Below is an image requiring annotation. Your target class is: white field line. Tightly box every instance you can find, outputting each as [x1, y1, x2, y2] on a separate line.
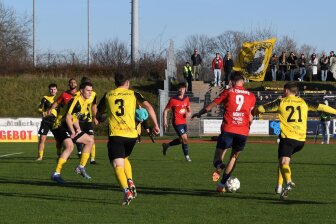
[0, 152, 24, 158]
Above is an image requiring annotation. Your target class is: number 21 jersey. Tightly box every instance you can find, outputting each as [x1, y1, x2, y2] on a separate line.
[213, 86, 256, 136]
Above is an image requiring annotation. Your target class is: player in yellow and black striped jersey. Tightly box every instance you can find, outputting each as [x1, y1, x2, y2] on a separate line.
[50, 82, 94, 184]
[96, 73, 160, 205]
[36, 83, 59, 161]
[75, 77, 98, 164]
[254, 82, 336, 199]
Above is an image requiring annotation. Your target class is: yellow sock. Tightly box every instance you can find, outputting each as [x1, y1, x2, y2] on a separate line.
[277, 165, 284, 186]
[124, 157, 132, 180]
[55, 158, 67, 173]
[90, 144, 96, 161]
[280, 164, 292, 183]
[79, 152, 90, 167]
[38, 151, 43, 159]
[115, 166, 128, 189]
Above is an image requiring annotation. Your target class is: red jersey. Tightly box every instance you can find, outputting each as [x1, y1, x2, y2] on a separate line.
[213, 86, 256, 136]
[165, 95, 190, 125]
[57, 90, 77, 106]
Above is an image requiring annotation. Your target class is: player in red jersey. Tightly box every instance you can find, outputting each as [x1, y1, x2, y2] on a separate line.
[192, 72, 256, 192]
[162, 82, 192, 162]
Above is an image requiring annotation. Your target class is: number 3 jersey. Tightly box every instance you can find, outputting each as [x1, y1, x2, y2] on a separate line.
[213, 86, 256, 136]
[97, 87, 145, 138]
[257, 95, 318, 141]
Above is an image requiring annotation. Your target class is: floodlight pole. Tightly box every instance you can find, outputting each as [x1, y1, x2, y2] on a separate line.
[33, 0, 36, 67]
[131, 0, 139, 63]
[87, 0, 90, 65]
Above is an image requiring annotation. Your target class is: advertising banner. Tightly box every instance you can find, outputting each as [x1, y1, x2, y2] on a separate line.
[0, 126, 37, 142]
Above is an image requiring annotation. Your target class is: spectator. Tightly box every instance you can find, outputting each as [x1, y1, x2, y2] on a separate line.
[269, 53, 278, 81]
[287, 52, 297, 81]
[279, 52, 287, 81]
[297, 53, 307, 82]
[224, 52, 234, 85]
[309, 53, 318, 82]
[320, 53, 329, 81]
[183, 62, 193, 92]
[320, 100, 331, 144]
[211, 53, 223, 87]
[191, 49, 202, 81]
[329, 51, 336, 80]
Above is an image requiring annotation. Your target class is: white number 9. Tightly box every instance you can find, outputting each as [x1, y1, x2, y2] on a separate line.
[236, 95, 244, 111]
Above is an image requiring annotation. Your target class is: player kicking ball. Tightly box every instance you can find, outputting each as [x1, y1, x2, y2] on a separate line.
[192, 72, 256, 192]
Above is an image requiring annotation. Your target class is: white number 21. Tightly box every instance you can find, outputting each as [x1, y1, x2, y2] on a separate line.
[236, 95, 244, 111]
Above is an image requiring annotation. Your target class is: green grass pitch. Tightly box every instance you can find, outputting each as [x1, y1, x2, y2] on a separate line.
[0, 141, 335, 223]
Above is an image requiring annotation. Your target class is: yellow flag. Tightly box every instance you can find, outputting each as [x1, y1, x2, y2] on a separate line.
[233, 38, 276, 81]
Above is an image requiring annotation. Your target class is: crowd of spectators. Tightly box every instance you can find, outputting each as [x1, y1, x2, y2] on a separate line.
[268, 51, 336, 82]
[183, 49, 336, 84]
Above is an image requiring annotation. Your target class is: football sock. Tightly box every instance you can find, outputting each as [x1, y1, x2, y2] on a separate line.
[55, 158, 67, 173]
[277, 165, 284, 186]
[220, 172, 231, 185]
[182, 144, 189, 156]
[124, 157, 133, 180]
[90, 144, 96, 161]
[280, 164, 292, 183]
[115, 166, 128, 189]
[169, 138, 181, 146]
[213, 160, 226, 170]
[38, 150, 43, 159]
[79, 152, 90, 167]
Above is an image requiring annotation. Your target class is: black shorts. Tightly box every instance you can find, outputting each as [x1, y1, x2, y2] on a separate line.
[38, 120, 54, 135]
[278, 138, 305, 158]
[51, 126, 71, 143]
[79, 121, 94, 135]
[216, 131, 248, 152]
[173, 124, 188, 136]
[107, 136, 137, 161]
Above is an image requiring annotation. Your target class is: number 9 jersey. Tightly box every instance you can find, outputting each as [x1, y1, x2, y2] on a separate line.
[97, 88, 145, 138]
[213, 86, 256, 136]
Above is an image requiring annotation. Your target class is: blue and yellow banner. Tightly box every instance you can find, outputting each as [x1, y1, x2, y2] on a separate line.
[233, 38, 276, 81]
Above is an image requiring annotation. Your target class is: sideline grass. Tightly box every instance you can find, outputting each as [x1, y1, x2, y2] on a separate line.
[0, 142, 335, 223]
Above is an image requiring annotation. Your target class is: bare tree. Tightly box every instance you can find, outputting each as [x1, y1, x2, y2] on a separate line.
[298, 44, 317, 58]
[90, 39, 130, 67]
[214, 31, 246, 60]
[274, 35, 298, 55]
[0, 2, 31, 67]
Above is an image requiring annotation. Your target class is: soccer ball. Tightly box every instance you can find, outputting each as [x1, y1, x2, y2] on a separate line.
[135, 108, 149, 122]
[225, 177, 240, 193]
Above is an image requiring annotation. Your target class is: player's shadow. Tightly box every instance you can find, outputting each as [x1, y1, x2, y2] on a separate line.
[0, 177, 332, 205]
[239, 160, 336, 167]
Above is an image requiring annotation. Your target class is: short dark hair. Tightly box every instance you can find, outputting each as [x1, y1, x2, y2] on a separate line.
[80, 76, 91, 84]
[80, 81, 93, 90]
[230, 72, 245, 82]
[115, 73, 129, 87]
[48, 83, 57, 89]
[68, 78, 76, 84]
[284, 81, 298, 94]
[177, 82, 187, 88]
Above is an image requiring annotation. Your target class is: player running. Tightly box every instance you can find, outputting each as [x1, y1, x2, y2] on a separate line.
[254, 81, 336, 199]
[96, 73, 160, 205]
[192, 72, 256, 192]
[162, 82, 192, 162]
[36, 83, 60, 160]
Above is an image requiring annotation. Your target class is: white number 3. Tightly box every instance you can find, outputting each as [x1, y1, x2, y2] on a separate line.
[236, 95, 244, 111]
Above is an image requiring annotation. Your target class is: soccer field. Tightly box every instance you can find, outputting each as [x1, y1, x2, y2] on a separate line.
[0, 141, 335, 223]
